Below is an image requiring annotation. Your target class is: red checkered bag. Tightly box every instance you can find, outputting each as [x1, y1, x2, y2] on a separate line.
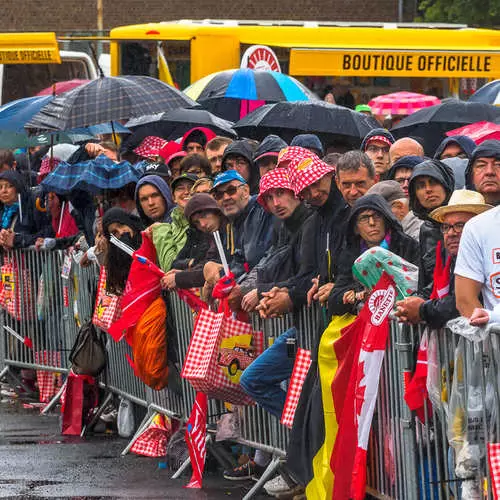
[489, 443, 500, 499]
[34, 351, 63, 403]
[92, 267, 122, 333]
[130, 414, 172, 457]
[0, 253, 34, 321]
[181, 307, 264, 405]
[280, 348, 312, 428]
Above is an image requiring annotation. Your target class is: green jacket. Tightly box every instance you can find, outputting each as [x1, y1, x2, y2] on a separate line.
[152, 207, 189, 272]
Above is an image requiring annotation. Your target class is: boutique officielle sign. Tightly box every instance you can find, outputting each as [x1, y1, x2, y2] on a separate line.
[290, 49, 500, 78]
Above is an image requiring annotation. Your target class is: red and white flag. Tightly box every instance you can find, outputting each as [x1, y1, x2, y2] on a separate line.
[184, 392, 208, 489]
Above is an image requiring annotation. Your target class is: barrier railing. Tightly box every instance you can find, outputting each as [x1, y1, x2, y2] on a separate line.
[0, 247, 498, 499]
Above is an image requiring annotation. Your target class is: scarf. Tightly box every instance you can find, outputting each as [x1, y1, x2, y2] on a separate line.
[1, 203, 19, 230]
[360, 230, 392, 253]
[430, 240, 451, 299]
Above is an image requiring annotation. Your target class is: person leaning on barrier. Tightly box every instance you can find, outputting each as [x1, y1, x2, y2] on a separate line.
[395, 190, 492, 328]
[161, 193, 227, 291]
[328, 194, 420, 317]
[203, 170, 274, 290]
[464, 140, 500, 206]
[256, 153, 349, 317]
[0, 170, 51, 250]
[408, 159, 455, 300]
[135, 174, 175, 226]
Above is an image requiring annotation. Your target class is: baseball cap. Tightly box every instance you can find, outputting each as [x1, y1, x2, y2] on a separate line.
[171, 173, 198, 191]
[212, 170, 247, 190]
[140, 162, 171, 179]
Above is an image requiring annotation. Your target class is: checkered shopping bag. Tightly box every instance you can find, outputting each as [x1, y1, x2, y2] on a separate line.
[280, 348, 312, 428]
[130, 414, 172, 457]
[181, 307, 264, 405]
[92, 267, 122, 333]
[34, 351, 63, 403]
[488, 443, 500, 499]
[0, 253, 34, 321]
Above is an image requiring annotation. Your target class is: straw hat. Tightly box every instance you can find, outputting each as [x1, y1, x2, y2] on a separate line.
[430, 189, 493, 223]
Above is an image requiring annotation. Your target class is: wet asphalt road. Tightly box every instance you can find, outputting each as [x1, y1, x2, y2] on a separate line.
[0, 398, 267, 499]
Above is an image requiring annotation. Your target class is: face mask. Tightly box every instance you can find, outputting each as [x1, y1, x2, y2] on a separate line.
[118, 232, 141, 251]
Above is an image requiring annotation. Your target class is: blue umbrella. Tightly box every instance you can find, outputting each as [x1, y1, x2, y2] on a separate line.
[41, 155, 141, 195]
[0, 95, 54, 132]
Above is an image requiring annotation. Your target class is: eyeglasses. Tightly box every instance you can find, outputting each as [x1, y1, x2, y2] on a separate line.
[441, 222, 466, 234]
[213, 183, 245, 200]
[366, 145, 390, 154]
[357, 212, 383, 225]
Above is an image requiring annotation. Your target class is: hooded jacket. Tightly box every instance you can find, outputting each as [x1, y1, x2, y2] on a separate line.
[441, 157, 468, 189]
[134, 175, 175, 225]
[434, 135, 476, 160]
[360, 128, 395, 152]
[288, 179, 350, 308]
[409, 159, 455, 299]
[180, 127, 216, 151]
[253, 135, 287, 162]
[464, 139, 500, 191]
[328, 194, 420, 316]
[0, 171, 52, 248]
[222, 140, 259, 194]
[239, 202, 312, 296]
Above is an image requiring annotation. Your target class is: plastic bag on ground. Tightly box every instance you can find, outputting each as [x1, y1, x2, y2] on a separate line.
[117, 398, 135, 438]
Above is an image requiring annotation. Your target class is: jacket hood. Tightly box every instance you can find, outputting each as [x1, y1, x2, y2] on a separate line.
[135, 174, 175, 224]
[290, 134, 324, 156]
[360, 128, 395, 151]
[347, 194, 402, 243]
[180, 127, 216, 151]
[441, 157, 468, 189]
[184, 193, 223, 222]
[253, 135, 287, 162]
[408, 159, 455, 219]
[386, 155, 425, 180]
[102, 207, 144, 238]
[0, 170, 25, 193]
[434, 135, 476, 160]
[222, 140, 256, 167]
[465, 140, 500, 189]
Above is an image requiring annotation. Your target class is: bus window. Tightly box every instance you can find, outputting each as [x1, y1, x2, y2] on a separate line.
[120, 42, 156, 77]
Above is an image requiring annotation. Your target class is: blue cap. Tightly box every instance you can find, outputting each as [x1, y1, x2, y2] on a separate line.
[212, 170, 247, 189]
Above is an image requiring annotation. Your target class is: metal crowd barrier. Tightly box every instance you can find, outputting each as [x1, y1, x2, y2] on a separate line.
[1, 247, 499, 499]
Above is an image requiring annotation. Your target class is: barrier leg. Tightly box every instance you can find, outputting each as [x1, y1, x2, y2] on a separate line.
[0, 366, 9, 381]
[40, 382, 66, 415]
[121, 409, 157, 456]
[81, 392, 114, 438]
[242, 454, 281, 500]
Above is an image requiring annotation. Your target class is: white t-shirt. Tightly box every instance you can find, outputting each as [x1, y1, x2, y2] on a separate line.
[455, 205, 500, 310]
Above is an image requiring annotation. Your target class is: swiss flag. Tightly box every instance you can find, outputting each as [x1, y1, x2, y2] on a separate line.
[108, 233, 162, 342]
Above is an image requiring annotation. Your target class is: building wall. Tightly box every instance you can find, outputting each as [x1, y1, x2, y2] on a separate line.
[2, 0, 403, 33]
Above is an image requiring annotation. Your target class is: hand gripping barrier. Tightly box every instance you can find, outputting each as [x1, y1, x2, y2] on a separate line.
[1, 247, 500, 499]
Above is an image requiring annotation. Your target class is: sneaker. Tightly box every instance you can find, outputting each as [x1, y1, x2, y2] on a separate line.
[264, 475, 294, 496]
[223, 460, 265, 481]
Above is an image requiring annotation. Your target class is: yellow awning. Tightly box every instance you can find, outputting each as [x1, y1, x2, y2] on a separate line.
[0, 33, 60, 64]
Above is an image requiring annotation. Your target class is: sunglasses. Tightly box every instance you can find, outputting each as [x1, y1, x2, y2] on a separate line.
[213, 183, 245, 200]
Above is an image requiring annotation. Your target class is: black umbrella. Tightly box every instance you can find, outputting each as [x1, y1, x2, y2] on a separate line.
[233, 101, 380, 148]
[391, 99, 500, 155]
[25, 76, 196, 132]
[125, 108, 237, 139]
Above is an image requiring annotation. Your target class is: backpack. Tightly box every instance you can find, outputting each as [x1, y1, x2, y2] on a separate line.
[69, 321, 107, 377]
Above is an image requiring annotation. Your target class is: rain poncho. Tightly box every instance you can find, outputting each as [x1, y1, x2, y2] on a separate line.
[152, 207, 189, 272]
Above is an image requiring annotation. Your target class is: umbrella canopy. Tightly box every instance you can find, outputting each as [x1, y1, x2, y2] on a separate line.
[368, 91, 440, 116]
[26, 76, 196, 132]
[126, 107, 236, 139]
[0, 95, 54, 132]
[446, 121, 500, 144]
[233, 101, 379, 148]
[468, 80, 500, 106]
[41, 155, 141, 195]
[184, 68, 318, 121]
[391, 99, 500, 155]
[36, 79, 90, 96]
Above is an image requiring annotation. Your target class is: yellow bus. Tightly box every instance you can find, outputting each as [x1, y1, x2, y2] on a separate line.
[0, 32, 98, 104]
[109, 19, 500, 104]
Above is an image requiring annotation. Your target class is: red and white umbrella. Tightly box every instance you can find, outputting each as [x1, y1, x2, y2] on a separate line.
[447, 121, 500, 144]
[368, 91, 440, 116]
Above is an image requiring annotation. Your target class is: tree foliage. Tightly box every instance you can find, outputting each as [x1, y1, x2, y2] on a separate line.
[417, 0, 500, 27]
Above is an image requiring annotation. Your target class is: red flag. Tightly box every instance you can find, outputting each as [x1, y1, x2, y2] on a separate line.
[430, 240, 452, 300]
[330, 272, 396, 500]
[184, 392, 208, 489]
[108, 233, 162, 342]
